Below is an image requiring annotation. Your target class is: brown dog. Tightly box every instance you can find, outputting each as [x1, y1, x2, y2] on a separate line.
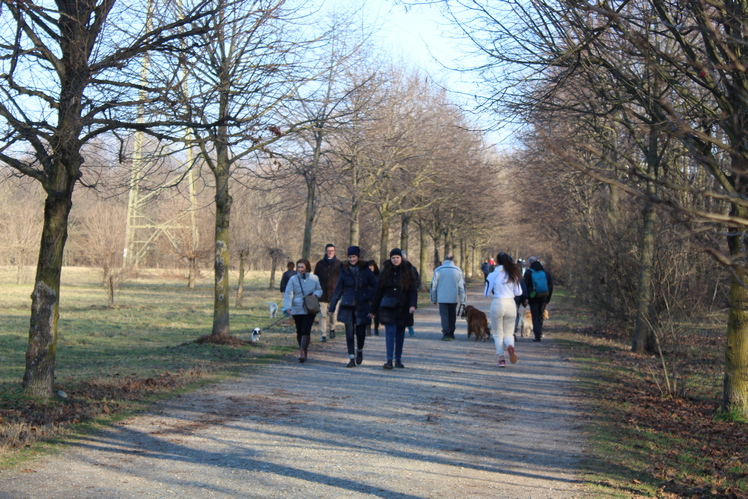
[464, 305, 488, 341]
[519, 309, 533, 338]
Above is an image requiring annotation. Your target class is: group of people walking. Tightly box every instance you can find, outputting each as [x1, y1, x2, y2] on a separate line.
[282, 244, 552, 370]
[283, 245, 419, 369]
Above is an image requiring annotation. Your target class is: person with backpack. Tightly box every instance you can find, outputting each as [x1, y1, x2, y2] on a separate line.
[524, 256, 553, 342]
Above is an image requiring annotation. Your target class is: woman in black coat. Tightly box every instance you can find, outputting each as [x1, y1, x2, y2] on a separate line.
[370, 248, 418, 369]
[367, 260, 381, 336]
[328, 246, 378, 367]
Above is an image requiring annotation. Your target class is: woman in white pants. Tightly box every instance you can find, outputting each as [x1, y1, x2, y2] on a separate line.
[484, 253, 526, 367]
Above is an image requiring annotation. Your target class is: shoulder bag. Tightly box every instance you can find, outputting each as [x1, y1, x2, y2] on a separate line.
[299, 275, 321, 314]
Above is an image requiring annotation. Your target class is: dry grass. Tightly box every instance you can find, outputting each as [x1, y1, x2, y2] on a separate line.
[0, 266, 297, 461]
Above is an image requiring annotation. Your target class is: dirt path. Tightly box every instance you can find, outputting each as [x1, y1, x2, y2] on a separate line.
[1, 286, 587, 498]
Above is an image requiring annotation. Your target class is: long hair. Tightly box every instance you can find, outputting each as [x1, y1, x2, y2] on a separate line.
[496, 253, 522, 283]
[379, 259, 416, 290]
[367, 260, 380, 275]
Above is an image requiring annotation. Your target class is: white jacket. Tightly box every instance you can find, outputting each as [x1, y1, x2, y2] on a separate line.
[283, 273, 323, 315]
[484, 266, 522, 299]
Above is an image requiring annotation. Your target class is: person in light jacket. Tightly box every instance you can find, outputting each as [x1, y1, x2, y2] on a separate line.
[484, 253, 526, 368]
[430, 255, 466, 341]
[284, 259, 323, 363]
[328, 246, 378, 367]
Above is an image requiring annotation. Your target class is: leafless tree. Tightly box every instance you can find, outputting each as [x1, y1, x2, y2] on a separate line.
[0, 0, 212, 397]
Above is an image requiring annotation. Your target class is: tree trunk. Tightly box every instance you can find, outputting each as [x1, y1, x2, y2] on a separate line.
[379, 216, 391, 263]
[349, 160, 360, 246]
[400, 213, 410, 256]
[187, 256, 198, 289]
[269, 255, 277, 290]
[302, 178, 316, 261]
[632, 195, 656, 354]
[23, 182, 75, 398]
[432, 235, 441, 269]
[419, 224, 429, 292]
[211, 144, 232, 337]
[236, 249, 247, 308]
[723, 228, 748, 419]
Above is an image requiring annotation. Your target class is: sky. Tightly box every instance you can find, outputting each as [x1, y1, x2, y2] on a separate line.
[367, 2, 513, 148]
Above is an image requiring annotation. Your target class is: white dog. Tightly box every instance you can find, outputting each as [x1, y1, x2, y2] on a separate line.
[251, 327, 262, 342]
[265, 302, 278, 318]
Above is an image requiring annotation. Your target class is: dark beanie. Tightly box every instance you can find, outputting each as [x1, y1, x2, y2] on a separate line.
[347, 246, 360, 256]
[389, 248, 403, 258]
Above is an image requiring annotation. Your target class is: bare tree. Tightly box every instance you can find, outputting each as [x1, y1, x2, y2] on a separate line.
[447, 0, 748, 417]
[0, 0, 212, 397]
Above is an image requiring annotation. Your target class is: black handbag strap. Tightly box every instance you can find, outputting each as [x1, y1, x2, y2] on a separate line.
[297, 274, 312, 297]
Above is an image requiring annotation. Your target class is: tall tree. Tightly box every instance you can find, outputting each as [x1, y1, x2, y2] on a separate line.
[0, 0, 211, 397]
[449, 0, 748, 418]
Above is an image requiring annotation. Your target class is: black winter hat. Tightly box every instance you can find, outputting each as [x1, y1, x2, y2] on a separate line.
[347, 246, 361, 256]
[389, 248, 403, 258]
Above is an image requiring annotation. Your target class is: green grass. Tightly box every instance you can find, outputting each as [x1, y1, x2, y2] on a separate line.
[0, 266, 299, 463]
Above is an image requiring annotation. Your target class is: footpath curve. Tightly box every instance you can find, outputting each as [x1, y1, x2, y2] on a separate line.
[1, 285, 587, 498]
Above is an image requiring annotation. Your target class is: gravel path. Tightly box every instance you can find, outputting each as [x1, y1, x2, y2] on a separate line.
[1, 286, 587, 498]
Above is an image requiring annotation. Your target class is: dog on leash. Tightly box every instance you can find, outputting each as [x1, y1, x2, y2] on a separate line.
[519, 309, 533, 338]
[250, 327, 262, 342]
[463, 305, 489, 342]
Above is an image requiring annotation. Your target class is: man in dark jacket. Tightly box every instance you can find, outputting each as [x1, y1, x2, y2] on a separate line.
[523, 256, 553, 342]
[314, 244, 341, 342]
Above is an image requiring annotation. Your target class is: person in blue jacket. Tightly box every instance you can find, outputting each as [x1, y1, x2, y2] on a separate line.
[328, 246, 378, 367]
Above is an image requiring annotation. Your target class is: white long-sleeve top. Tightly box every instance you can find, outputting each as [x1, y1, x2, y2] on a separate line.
[484, 266, 523, 299]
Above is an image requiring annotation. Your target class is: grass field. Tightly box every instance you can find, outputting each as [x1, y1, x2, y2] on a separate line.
[0, 266, 300, 461]
[2, 268, 746, 497]
[549, 289, 747, 498]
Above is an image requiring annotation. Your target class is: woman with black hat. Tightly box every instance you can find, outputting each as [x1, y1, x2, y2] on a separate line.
[328, 246, 378, 367]
[370, 248, 419, 369]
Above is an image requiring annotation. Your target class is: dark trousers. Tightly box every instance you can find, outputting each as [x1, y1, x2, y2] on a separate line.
[345, 321, 367, 355]
[384, 324, 406, 361]
[293, 313, 316, 344]
[439, 303, 458, 337]
[529, 301, 547, 340]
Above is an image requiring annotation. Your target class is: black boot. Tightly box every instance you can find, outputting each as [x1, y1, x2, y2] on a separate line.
[299, 335, 310, 362]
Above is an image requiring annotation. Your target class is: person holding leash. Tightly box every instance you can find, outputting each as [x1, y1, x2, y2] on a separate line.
[283, 259, 323, 363]
[484, 253, 526, 368]
[430, 254, 466, 341]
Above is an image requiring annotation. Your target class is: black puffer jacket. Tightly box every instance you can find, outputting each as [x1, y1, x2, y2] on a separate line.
[328, 261, 378, 326]
[371, 260, 419, 327]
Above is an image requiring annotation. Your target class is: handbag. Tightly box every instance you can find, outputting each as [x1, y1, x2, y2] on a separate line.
[303, 294, 321, 315]
[298, 275, 321, 314]
[380, 295, 398, 309]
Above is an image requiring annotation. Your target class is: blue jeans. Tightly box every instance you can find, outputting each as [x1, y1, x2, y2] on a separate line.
[384, 323, 406, 361]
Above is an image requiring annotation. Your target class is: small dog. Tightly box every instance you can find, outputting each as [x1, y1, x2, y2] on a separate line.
[464, 305, 488, 342]
[250, 327, 262, 342]
[265, 302, 278, 318]
[519, 309, 533, 338]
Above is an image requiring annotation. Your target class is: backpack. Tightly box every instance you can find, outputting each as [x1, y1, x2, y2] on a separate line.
[529, 268, 549, 298]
